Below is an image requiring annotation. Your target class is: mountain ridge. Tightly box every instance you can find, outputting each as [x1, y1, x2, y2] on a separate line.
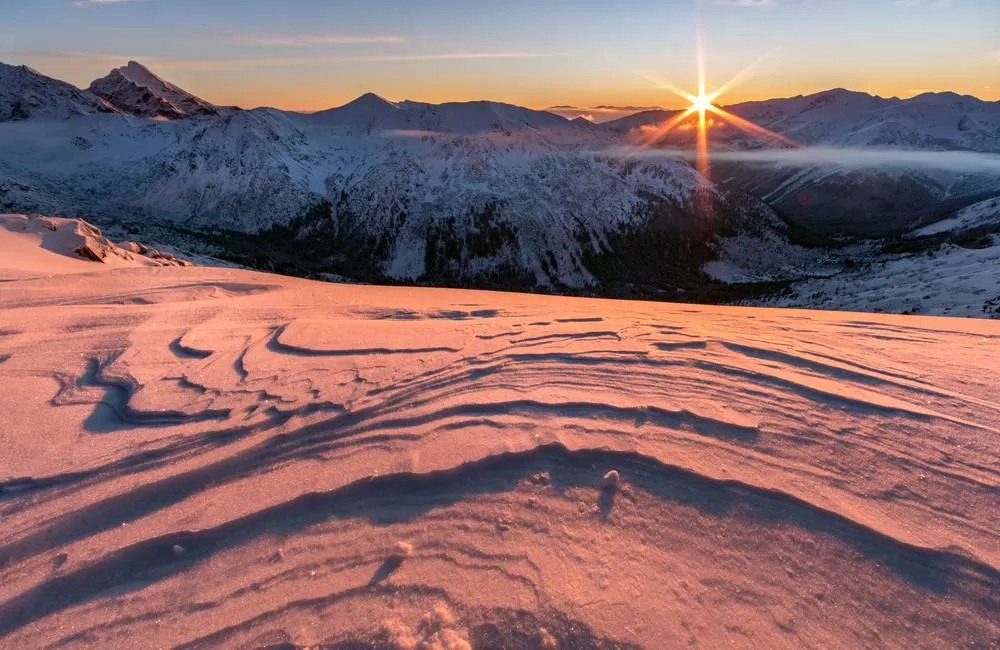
[0, 59, 997, 314]
[88, 60, 221, 119]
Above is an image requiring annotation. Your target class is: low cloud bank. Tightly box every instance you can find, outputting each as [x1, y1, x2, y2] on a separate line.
[607, 146, 1000, 174]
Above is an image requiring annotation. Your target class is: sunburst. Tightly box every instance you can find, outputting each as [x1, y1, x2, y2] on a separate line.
[638, 35, 800, 181]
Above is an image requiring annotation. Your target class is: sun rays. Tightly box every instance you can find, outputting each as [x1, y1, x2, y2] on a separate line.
[636, 36, 800, 182]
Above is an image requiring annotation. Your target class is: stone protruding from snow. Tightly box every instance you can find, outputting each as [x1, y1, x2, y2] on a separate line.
[390, 541, 414, 561]
[0, 214, 192, 274]
[88, 61, 221, 119]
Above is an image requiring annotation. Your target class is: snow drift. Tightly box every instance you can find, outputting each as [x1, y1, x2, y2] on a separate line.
[0, 232, 998, 648]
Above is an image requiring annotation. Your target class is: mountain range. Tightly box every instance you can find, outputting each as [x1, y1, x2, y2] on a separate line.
[0, 60, 998, 314]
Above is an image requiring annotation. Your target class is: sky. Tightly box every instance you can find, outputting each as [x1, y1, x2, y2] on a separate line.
[0, 0, 997, 117]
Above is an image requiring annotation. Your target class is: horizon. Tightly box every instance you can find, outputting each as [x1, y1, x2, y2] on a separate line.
[7, 56, 1000, 125]
[2, 0, 998, 118]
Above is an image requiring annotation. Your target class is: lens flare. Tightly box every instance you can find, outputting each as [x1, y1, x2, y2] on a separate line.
[638, 36, 800, 184]
[692, 94, 714, 112]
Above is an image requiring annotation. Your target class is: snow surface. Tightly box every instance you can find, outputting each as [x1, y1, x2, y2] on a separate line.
[0, 238, 998, 648]
[606, 89, 1000, 153]
[911, 196, 1000, 237]
[752, 237, 1000, 318]
[0, 213, 189, 280]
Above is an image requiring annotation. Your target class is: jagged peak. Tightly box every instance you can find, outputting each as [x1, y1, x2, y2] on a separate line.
[117, 60, 169, 88]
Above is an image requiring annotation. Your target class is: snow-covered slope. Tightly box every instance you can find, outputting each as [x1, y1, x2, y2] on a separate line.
[88, 61, 221, 119]
[0, 63, 115, 122]
[748, 235, 1000, 318]
[1, 62, 997, 307]
[731, 90, 1000, 152]
[0, 213, 189, 280]
[605, 90, 1000, 236]
[911, 196, 1000, 237]
[0, 87, 806, 290]
[310, 95, 574, 135]
[1, 252, 999, 648]
[605, 89, 1000, 152]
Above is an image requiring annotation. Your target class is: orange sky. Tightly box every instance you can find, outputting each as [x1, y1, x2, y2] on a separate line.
[4, 0, 998, 115]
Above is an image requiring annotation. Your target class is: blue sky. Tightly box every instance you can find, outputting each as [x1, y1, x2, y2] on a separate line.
[1, 0, 997, 111]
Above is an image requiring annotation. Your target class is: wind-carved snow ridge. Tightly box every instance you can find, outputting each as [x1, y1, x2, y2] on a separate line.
[0, 214, 190, 279]
[0, 259, 998, 647]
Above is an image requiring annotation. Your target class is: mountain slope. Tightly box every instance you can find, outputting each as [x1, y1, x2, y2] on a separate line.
[311, 95, 573, 135]
[0, 79, 812, 293]
[88, 61, 221, 119]
[0, 62, 115, 122]
[605, 89, 1000, 152]
[0, 62, 996, 308]
[605, 90, 1000, 235]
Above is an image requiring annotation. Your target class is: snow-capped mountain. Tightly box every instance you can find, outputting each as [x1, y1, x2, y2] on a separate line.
[0, 61, 996, 309]
[605, 90, 1000, 235]
[309, 93, 579, 136]
[88, 61, 222, 119]
[0, 99, 811, 290]
[0, 62, 116, 122]
[605, 88, 1000, 152]
[910, 195, 1000, 237]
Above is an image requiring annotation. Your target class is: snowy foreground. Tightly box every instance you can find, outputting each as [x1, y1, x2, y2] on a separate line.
[1, 225, 999, 648]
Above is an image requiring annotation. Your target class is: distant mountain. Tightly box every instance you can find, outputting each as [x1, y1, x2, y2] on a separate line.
[88, 61, 221, 119]
[311, 95, 573, 135]
[0, 62, 115, 122]
[604, 89, 1000, 235]
[604, 88, 1000, 152]
[0, 61, 996, 308]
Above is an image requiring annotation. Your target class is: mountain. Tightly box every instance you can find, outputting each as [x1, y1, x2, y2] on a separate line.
[910, 195, 1000, 238]
[0, 61, 997, 312]
[605, 88, 1000, 152]
[0, 62, 115, 122]
[311, 95, 574, 135]
[0, 99, 813, 292]
[88, 61, 221, 119]
[309, 92, 404, 129]
[604, 90, 1000, 235]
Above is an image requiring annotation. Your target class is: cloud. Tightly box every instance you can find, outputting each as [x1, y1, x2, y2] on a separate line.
[701, 0, 777, 6]
[384, 129, 445, 139]
[546, 105, 664, 123]
[609, 146, 1000, 175]
[73, 0, 139, 6]
[230, 34, 407, 47]
[16, 49, 566, 71]
[893, 0, 955, 6]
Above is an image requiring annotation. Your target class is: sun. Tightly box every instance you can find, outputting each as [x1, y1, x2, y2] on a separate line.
[691, 92, 715, 113]
[635, 34, 800, 182]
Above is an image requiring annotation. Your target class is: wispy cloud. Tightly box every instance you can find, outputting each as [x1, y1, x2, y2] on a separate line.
[611, 146, 1000, 174]
[893, 0, 955, 6]
[72, 0, 140, 6]
[701, 0, 777, 7]
[17, 49, 566, 71]
[230, 34, 407, 47]
[546, 105, 664, 123]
